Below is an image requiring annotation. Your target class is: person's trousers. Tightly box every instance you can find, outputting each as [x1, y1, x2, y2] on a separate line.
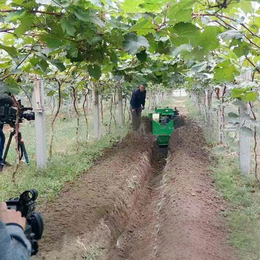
[132, 107, 142, 130]
[0, 124, 5, 160]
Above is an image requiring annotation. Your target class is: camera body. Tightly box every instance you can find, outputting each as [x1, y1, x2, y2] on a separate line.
[0, 93, 35, 126]
[6, 189, 44, 256]
[0, 99, 35, 127]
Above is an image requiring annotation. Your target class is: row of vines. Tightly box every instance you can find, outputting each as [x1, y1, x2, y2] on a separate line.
[1, 0, 260, 176]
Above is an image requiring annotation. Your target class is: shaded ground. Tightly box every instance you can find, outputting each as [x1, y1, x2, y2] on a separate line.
[34, 108, 237, 260]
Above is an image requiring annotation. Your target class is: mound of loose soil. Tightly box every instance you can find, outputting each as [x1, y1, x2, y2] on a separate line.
[107, 120, 237, 260]
[141, 116, 152, 133]
[34, 132, 154, 260]
[169, 119, 208, 162]
[173, 115, 186, 129]
[156, 122, 237, 260]
[34, 113, 237, 260]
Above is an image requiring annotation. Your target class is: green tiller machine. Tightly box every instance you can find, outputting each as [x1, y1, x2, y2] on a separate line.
[148, 107, 179, 146]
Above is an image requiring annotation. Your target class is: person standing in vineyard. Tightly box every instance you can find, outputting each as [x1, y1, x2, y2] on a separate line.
[0, 83, 14, 167]
[130, 84, 146, 130]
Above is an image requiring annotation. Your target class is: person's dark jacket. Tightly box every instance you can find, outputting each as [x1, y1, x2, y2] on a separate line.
[130, 89, 146, 110]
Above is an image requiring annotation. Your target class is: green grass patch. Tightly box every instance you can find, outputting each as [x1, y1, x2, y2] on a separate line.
[0, 124, 129, 203]
[213, 153, 260, 260]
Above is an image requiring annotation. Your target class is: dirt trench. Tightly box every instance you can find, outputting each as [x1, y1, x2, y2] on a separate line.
[34, 116, 237, 260]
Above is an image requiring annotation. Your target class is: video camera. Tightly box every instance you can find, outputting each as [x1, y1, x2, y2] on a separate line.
[0, 99, 35, 127]
[6, 189, 44, 256]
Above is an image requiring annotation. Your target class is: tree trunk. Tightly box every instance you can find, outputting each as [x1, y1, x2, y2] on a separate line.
[72, 87, 80, 152]
[49, 79, 62, 158]
[113, 91, 117, 127]
[118, 85, 124, 127]
[108, 96, 113, 133]
[100, 94, 104, 125]
[207, 89, 213, 127]
[218, 105, 225, 144]
[93, 88, 101, 139]
[83, 91, 89, 142]
[86, 94, 89, 115]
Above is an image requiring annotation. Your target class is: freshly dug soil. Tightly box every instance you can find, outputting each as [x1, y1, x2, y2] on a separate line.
[156, 121, 237, 260]
[33, 114, 237, 260]
[34, 131, 154, 260]
[141, 116, 152, 133]
[173, 115, 186, 129]
[107, 119, 237, 260]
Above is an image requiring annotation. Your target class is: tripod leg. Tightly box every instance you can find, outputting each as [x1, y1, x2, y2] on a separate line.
[2, 131, 15, 164]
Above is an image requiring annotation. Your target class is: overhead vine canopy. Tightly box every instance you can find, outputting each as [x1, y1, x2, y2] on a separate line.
[0, 0, 259, 99]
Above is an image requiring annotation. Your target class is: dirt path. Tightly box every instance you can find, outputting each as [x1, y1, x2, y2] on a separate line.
[34, 110, 237, 260]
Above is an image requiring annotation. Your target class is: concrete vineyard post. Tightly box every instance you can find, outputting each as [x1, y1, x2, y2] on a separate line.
[239, 103, 251, 175]
[33, 77, 47, 169]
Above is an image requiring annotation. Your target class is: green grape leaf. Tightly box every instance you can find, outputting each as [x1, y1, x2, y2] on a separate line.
[214, 59, 238, 82]
[61, 17, 76, 36]
[0, 44, 18, 58]
[231, 88, 247, 99]
[88, 64, 102, 79]
[167, 0, 194, 24]
[190, 61, 208, 73]
[244, 91, 258, 102]
[14, 13, 34, 36]
[171, 44, 192, 56]
[169, 22, 200, 47]
[40, 34, 63, 48]
[228, 112, 239, 118]
[196, 26, 221, 51]
[136, 50, 147, 62]
[38, 59, 49, 72]
[47, 90, 56, 96]
[230, 39, 250, 57]
[0, 60, 11, 68]
[74, 9, 105, 27]
[130, 18, 156, 36]
[2, 34, 15, 46]
[123, 33, 149, 55]
[5, 10, 24, 22]
[50, 60, 66, 71]
[121, 0, 145, 13]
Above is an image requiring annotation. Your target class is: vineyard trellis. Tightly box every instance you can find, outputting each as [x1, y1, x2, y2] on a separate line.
[0, 0, 260, 177]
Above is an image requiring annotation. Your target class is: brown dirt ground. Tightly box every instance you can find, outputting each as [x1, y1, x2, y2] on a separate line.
[156, 120, 238, 260]
[33, 113, 237, 260]
[34, 130, 154, 260]
[107, 118, 237, 260]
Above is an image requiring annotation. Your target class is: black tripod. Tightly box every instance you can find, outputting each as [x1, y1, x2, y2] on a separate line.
[1, 129, 29, 169]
